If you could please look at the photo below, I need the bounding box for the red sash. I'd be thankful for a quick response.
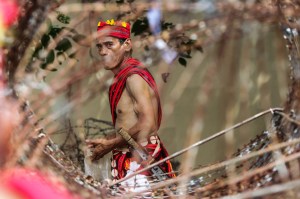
[111,136,176,180]
[108,58,162,128]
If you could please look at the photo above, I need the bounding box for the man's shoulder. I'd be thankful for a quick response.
[126,74,146,85]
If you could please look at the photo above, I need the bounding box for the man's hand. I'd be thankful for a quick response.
[85,138,116,161]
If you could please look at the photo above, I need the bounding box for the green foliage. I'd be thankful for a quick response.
[30,13,86,71]
[49,27,64,38]
[178,57,187,67]
[45,50,55,65]
[29,1,203,73]
[41,34,50,48]
[131,18,175,36]
[131,16,202,68]
[116,0,135,4]
[56,38,72,52]
[131,18,150,36]
[57,12,70,24]
[161,21,175,31]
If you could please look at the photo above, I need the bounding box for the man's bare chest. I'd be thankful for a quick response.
[116,89,136,116]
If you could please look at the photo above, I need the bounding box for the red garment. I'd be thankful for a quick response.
[109,58,162,128]
[111,136,175,180]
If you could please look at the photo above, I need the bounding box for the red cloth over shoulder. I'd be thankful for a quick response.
[109,58,162,128]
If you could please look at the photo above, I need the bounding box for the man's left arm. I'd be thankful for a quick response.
[122,74,158,140]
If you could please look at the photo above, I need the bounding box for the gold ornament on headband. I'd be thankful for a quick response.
[121,22,127,28]
[106,19,115,25]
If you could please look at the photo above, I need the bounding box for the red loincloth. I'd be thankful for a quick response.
[111,135,175,181]
[108,58,175,181]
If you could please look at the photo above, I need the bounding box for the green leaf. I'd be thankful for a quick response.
[178,57,187,67]
[45,50,55,64]
[56,38,72,52]
[49,27,64,38]
[57,13,70,24]
[41,63,47,69]
[162,22,174,31]
[131,18,150,36]
[41,34,50,48]
[116,0,124,4]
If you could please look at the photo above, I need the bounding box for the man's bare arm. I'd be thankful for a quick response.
[124,74,158,138]
[106,74,158,146]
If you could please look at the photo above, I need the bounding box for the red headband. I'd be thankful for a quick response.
[97,19,131,39]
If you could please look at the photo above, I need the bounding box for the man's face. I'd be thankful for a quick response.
[96,36,126,70]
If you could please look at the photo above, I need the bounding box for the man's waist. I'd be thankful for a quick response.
[114,134,160,152]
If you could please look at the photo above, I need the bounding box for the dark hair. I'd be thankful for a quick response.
[119,38,133,55]
[119,39,126,45]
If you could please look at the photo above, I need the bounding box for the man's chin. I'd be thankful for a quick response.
[104,63,118,70]
[104,65,113,70]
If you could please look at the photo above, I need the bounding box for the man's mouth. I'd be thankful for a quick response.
[102,56,112,63]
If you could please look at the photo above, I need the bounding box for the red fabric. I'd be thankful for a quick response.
[1,168,75,199]
[109,58,162,128]
[112,137,176,180]
[97,20,130,39]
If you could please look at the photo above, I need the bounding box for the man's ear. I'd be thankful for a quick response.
[123,38,132,52]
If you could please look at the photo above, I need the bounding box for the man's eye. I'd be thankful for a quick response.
[106,42,113,48]
[96,44,102,50]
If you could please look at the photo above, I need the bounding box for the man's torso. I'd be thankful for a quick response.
[114,78,159,143]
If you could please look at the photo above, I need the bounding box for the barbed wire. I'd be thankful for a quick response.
[111,107,282,187]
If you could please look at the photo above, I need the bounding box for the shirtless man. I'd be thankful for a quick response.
[86,20,175,186]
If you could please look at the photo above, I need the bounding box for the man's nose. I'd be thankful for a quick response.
[99,47,108,56]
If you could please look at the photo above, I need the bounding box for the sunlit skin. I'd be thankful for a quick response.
[96,36,130,74]
[86,35,159,161]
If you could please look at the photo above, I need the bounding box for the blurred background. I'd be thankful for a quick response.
[2,0,291,180]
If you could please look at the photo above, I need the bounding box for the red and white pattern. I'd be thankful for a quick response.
[111,136,175,182]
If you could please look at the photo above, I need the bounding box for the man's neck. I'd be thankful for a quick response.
[111,55,132,75]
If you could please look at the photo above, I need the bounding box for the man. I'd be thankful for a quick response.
[86,19,175,187]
